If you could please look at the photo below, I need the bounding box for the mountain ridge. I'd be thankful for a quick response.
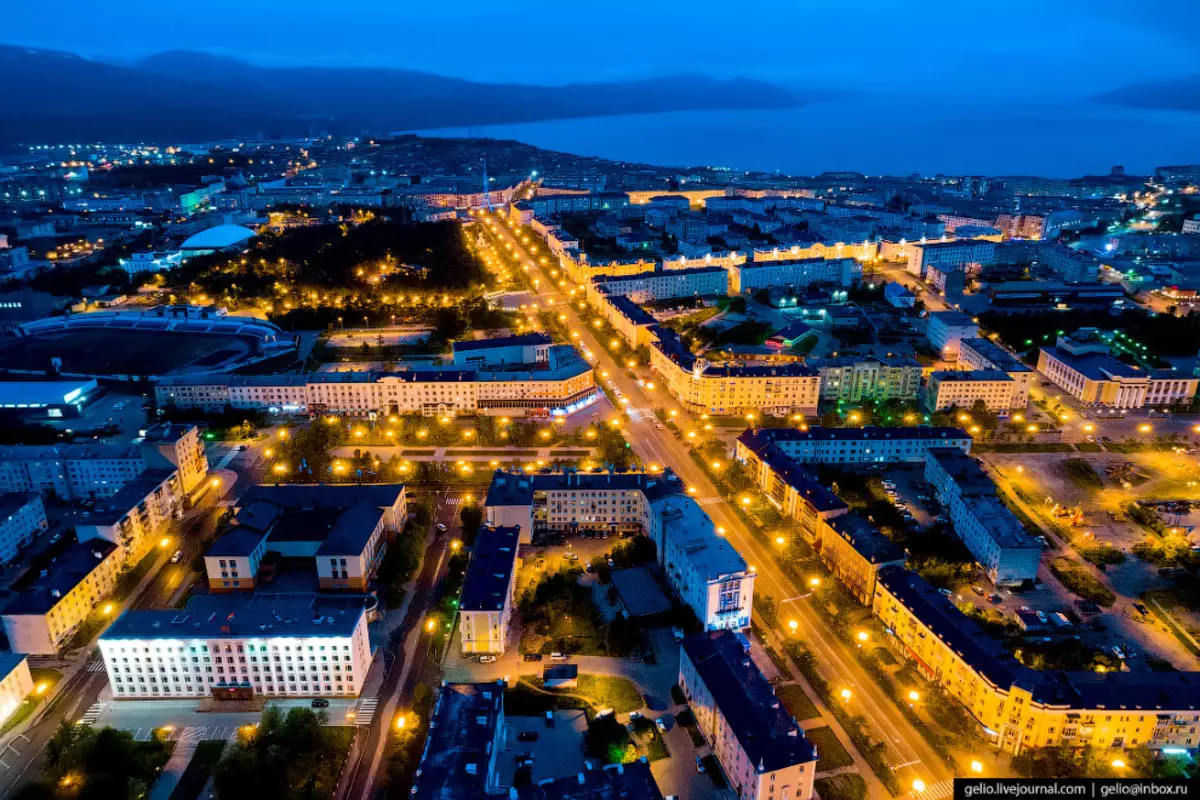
[1094,74,1200,112]
[0,45,807,144]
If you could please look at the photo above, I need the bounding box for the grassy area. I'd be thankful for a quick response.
[1058,457,1103,489]
[0,667,64,736]
[1076,442,1104,453]
[971,443,1075,453]
[630,718,670,762]
[674,708,706,747]
[1049,557,1116,607]
[774,683,820,722]
[816,774,869,800]
[577,675,644,713]
[1144,590,1200,657]
[806,726,854,771]
[506,679,591,716]
[169,740,226,800]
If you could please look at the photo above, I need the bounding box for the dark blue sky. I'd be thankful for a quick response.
[8,0,1198,96]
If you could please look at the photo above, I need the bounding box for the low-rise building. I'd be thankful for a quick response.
[458,525,522,656]
[451,333,551,369]
[727,257,860,295]
[808,355,922,404]
[648,495,754,631]
[680,631,817,800]
[926,311,979,358]
[925,449,1041,585]
[907,238,996,278]
[411,681,506,799]
[0,654,34,728]
[98,592,372,700]
[0,492,47,563]
[884,282,916,308]
[1037,347,1199,409]
[736,426,971,466]
[2,540,121,654]
[958,339,1033,408]
[925,370,1017,413]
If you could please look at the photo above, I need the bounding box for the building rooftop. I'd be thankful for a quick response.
[927,310,977,327]
[929,369,1012,383]
[0,491,41,520]
[410,681,505,800]
[484,471,536,507]
[0,380,97,408]
[825,514,905,565]
[3,539,119,615]
[236,483,403,558]
[1039,346,1150,382]
[605,295,657,327]
[962,495,1040,549]
[100,592,368,641]
[925,448,994,496]
[609,565,673,617]
[681,631,816,772]
[653,495,747,580]
[86,468,176,526]
[141,422,199,443]
[0,652,27,683]
[590,265,726,284]
[959,338,1031,373]
[752,444,847,514]
[514,760,665,800]
[738,426,971,447]
[451,332,551,354]
[459,526,521,613]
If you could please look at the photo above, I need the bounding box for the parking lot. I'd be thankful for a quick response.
[494,710,590,790]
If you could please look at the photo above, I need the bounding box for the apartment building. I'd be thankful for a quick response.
[410,682,506,799]
[958,338,1033,408]
[77,468,183,566]
[141,422,209,496]
[808,355,922,404]
[0,492,47,563]
[680,632,817,800]
[514,760,665,800]
[727,257,860,295]
[735,426,972,466]
[1043,244,1100,283]
[600,294,661,350]
[648,495,754,631]
[2,540,121,654]
[926,311,979,358]
[587,266,728,305]
[458,525,522,656]
[156,347,597,418]
[736,440,902,603]
[651,330,820,416]
[1037,347,1199,409]
[0,654,34,729]
[98,593,372,700]
[925,370,1017,413]
[208,484,407,592]
[906,238,996,278]
[751,240,879,264]
[925,449,1042,586]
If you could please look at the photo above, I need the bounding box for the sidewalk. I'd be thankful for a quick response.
[148,726,205,800]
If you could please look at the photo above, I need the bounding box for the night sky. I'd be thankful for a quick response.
[7,0,1198,97]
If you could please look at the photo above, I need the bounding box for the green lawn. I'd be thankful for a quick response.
[0,668,62,736]
[577,674,644,713]
[807,726,854,771]
[816,774,868,800]
[774,683,820,722]
[1050,557,1116,607]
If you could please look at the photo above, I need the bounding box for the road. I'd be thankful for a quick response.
[341,489,466,800]
[477,214,956,793]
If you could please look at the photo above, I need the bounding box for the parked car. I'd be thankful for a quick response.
[655,717,668,733]
[695,756,706,773]
[435,523,448,532]
[564,552,579,562]
[479,655,497,664]
[170,550,184,564]
[550,652,567,662]
[971,586,985,596]
[49,533,61,544]
[524,653,543,662]
[988,594,1003,605]
[311,699,329,708]
[629,711,643,721]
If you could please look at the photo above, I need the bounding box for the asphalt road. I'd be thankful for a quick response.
[477,214,956,792]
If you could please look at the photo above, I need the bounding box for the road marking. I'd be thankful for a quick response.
[86,656,106,673]
[77,703,104,726]
[0,758,9,770]
[354,696,379,726]
[696,497,725,507]
[913,779,954,800]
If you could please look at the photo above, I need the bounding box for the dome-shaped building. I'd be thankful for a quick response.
[180,224,256,256]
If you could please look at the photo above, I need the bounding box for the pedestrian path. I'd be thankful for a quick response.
[85,656,106,673]
[77,703,104,726]
[353,696,379,726]
[148,727,205,800]
[914,778,954,800]
[696,497,725,507]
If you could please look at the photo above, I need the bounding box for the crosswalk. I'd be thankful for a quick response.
[696,497,725,507]
[913,779,954,800]
[77,703,104,726]
[353,696,379,726]
[85,656,106,673]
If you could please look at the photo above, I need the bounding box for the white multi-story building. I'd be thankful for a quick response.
[925,448,1041,586]
[1037,347,1200,409]
[0,492,47,563]
[587,266,728,305]
[958,338,1033,408]
[2,540,122,654]
[156,347,598,419]
[680,631,817,800]
[925,370,1017,413]
[458,525,521,656]
[98,593,372,700]
[648,495,754,631]
[907,238,996,278]
[808,355,922,403]
[727,257,860,295]
[1042,244,1100,283]
[736,426,972,466]
[926,311,979,358]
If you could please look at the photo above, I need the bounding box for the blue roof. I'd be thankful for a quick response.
[682,631,816,772]
[236,484,404,558]
[459,526,521,612]
[100,592,368,641]
[752,444,847,514]
[959,338,1031,373]
[452,332,551,353]
[411,682,505,800]
[738,426,971,446]
[0,652,28,682]
[514,760,664,800]
[825,514,905,565]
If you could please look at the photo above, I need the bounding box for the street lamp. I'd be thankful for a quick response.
[971,760,984,774]
[908,690,920,703]
[809,577,821,588]
[840,689,852,701]
[1111,759,1126,770]
[913,779,927,794]
[788,620,798,632]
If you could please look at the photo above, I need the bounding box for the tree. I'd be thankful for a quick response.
[460,503,484,546]
[212,706,347,800]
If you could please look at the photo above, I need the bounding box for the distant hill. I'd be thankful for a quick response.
[1095,75,1200,112]
[0,45,806,144]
